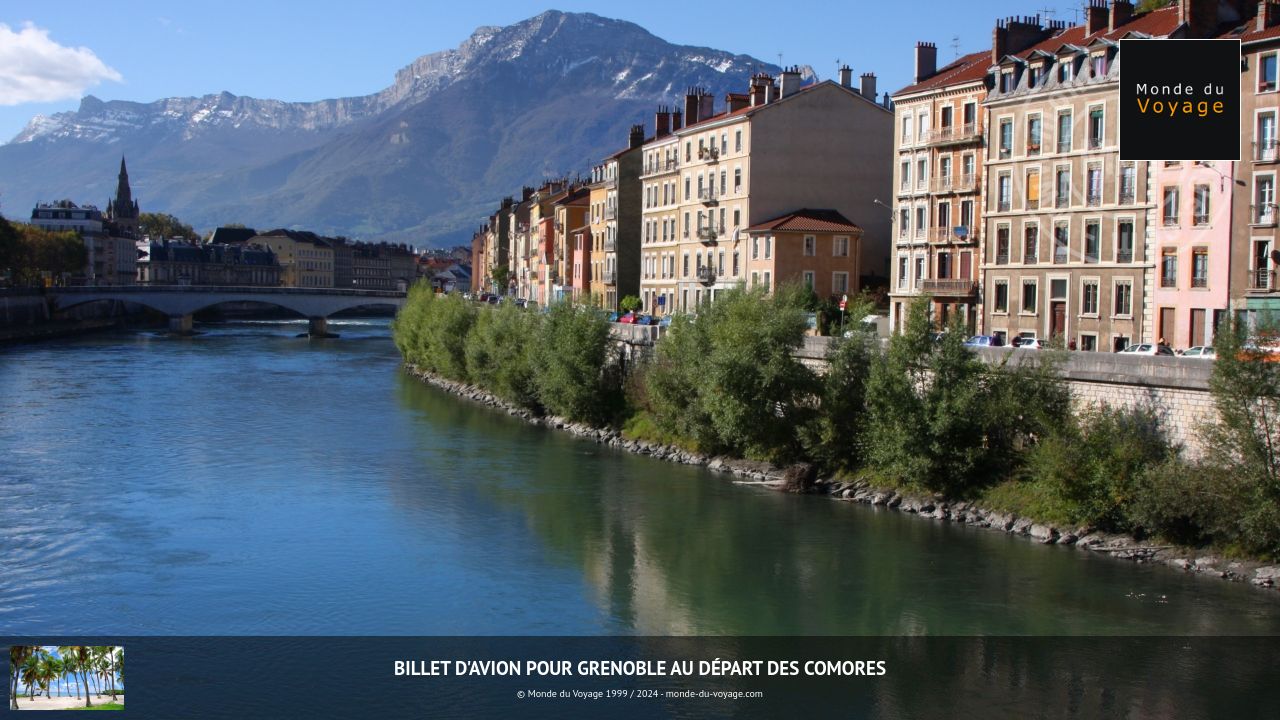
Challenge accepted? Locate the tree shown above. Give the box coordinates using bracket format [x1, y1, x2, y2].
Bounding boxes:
[1137, 0, 1175, 11]
[531, 300, 616, 424]
[803, 294, 876, 471]
[138, 212, 198, 241]
[10, 645, 37, 709]
[464, 301, 540, 408]
[619, 295, 642, 313]
[58, 646, 93, 708]
[491, 265, 511, 294]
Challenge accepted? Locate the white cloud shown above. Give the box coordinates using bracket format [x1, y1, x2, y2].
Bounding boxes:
[0, 22, 122, 106]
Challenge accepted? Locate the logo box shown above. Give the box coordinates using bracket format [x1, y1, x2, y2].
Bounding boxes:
[1119, 38, 1241, 161]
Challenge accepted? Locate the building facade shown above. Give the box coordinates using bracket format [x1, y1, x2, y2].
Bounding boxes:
[890, 50, 988, 333]
[251, 230, 334, 288]
[743, 209, 863, 300]
[138, 241, 280, 286]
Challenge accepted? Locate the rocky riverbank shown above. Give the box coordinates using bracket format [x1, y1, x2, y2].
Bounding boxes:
[405, 364, 1280, 594]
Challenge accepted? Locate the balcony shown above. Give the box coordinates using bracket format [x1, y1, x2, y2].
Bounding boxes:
[927, 227, 976, 244]
[1024, 247, 1039, 264]
[1119, 190, 1136, 205]
[997, 200, 1011, 212]
[603, 237, 616, 252]
[1088, 136, 1103, 150]
[1026, 197, 1039, 210]
[697, 225, 722, 243]
[998, 147, 1012, 160]
[697, 187, 719, 205]
[1251, 268, 1273, 292]
[1194, 213, 1210, 226]
[604, 206, 617, 220]
[1055, 195, 1070, 209]
[603, 270, 616, 286]
[1086, 193, 1102, 207]
[696, 265, 716, 284]
[1253, 204, 1278, 226]
[1057, 140, 1072, 153]
[924, 123, 981, 147]
[697, 146, 720, 163]
[921, 279, 977, 296]
[1191, 275, 1208, 289]
[1117, 248, 1134, 263]
[995, 252, 1010, 265]
[1255, 140, 1278, 163]
[1026, 142, 1042, 156]
[1053, 247, 1069, 264]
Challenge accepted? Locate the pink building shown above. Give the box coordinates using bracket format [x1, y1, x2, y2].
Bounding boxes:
[570, 224, 591, 301]
[1151, 161, 1234, 350]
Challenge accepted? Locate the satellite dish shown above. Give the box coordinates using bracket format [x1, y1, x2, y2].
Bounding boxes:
[954, 226, 968, 239]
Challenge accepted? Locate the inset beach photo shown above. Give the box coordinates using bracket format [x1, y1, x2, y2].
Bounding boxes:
[8, 646, 123, 711]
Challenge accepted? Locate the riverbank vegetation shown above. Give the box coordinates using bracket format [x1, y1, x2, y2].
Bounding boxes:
[393, 283, 1280, 560]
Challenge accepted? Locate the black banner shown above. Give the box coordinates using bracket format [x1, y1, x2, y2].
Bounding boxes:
[4, 637, 1279, 718]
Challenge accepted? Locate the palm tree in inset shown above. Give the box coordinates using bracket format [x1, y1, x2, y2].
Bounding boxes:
[39, 654, 61, 699]
[61, 651, 80, 700]
[58, 645, 93, 708]
[105, 647, 120, 702]
[10, 645, 42, 710]
[20, 653, 42, 701]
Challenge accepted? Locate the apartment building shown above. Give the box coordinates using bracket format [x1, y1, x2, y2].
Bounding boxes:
[890, 48, 988, 333]
[505, 189, 533, 297]
[252, 230, 335, 288]
[642, 68, 892, 314]
[551, 186, 590, 304]
[1151, 160, 1234, 348]
[639, 107, 683, 314]
[601, 128, 644, 311]
[1229, 2, 1280, 325]
[743, 209, 862, 300]
[587, 170, 610, 304]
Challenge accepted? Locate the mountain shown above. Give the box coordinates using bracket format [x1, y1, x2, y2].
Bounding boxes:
[0, 11, 809, 246]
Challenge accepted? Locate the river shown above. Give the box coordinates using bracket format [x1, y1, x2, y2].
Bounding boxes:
[2, 317, 1279, 638]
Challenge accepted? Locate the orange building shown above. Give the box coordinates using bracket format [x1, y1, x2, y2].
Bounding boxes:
[743, 209, 863, 300]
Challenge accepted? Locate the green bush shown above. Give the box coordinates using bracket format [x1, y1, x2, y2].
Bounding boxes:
[640, 284, 816, 461]
[419, 292, 477, 380]
[391, 282, 434, 367]
[1028, 404, 1176, 533]
[531, 300, 616, 424]
[802, 295, 875, 471]
[464, 301, 540, 408]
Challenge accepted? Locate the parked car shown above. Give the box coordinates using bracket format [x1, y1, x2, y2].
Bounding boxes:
[618, 312, 636, 324]
[635, 314, 655, 326]
[1012, 336, 1045, 349]
[487, 295, 500, 304]
[607, 312, 620, 323]
[1180, 346, 1216, 359]
[1119, 343, 1175, 356]
[658, 315, 672, 328]
[963, 335, 1004, 347]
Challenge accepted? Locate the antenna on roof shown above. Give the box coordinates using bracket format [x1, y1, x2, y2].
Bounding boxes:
[777, 52, 783, 68]
[950, 36, 961, 58]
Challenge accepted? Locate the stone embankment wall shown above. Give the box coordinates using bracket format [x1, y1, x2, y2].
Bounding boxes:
[610, 328, 1217, 454]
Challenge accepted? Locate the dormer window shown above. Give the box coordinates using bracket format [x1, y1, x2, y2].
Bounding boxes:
[1091, 53, 1108, 78]
[1028, 64, 1042, 87]
[1000, 70, 1015, 93]
[1058, 61, 1071, 83]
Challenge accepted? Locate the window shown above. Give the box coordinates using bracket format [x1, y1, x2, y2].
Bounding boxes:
[732, 251, 740, 276]
[684, 177, 691, 201]
[1261, 52, 1277, 93]
[1161, 248, 1178, 287]
[1088, 107, 1104, 149]
[898, 208, 909, 237]
[1084, 221, 1100, 263]
[996, 225, 1010, 264]
[763, 271, 771, 291]
[733, 209, 740, 227]
[833, 272, 849, 294]
[1192, 248, 1209, 288]
[764, 237, 772, 259]
[998, 119, 1013, 158]
[1194, 184, 1211, 225]
[916, 207, 927, 237]
[1027, 115, 1042, 154]
[1119, 163, 1137, 204]
[998, 173, 1012, 211]
[917, 158, 927, 189]
[1059, 60, 1071, 84]
[1256, 176, 1276, 223]
[937, 201, 951, 231]
[1055, 167, 1071, 208]
[1021, 280, 1038, 315]
[735, 130, 742, 153]
[1091, 53, 1108, 78]
[1054, 223, 1069, 264]
[734, 168, 742, 192]
[900, 161, 910, 190]
[1117, 220, 1135, 262]
[915, 257, 925, 281]
[939, 156, 952, 184]
[1114, 281, 1133, 317]
[1163, 186, 1180, 226]
[1026, 168, 1040, 209]
[960, 200, 974, 229]
[994, 280, 1009, 313]
[1000, 70, 1015, 93]
[1057, 111, 1072, 153]
[803, 271, 815, 288]
[1086, 164, 1103, 206]
[1080, 334, 1097, 352]
[834, 236, 850, 257]
[683, 253, 689, 277]
[803, 235, 816, 256]
[963, 102, 976, 128]
[1082, 280, 1099, 315]
[898, 257, 907, 288]
[1029, 64, 1042, 87]
[937, 252, 951, 279]
[1024, 224, 1039, 264]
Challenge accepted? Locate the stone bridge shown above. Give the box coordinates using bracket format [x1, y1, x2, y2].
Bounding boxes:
[49, 285, 407, 335]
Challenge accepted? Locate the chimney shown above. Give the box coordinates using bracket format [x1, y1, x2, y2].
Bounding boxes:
[671, 110, 683, 130]
[654, 106, 671, 138]
[778, 66, 801, 98]
[1259, 0, 1280, 30]
[992, 16, 1052, 66]
[698, 89, 714, 120]
[522, 186, 534, 202]
[1178, 0, 1217, 38]
[683, 87, 702, 125]
[749, 74, 770, 106]
[860, 72, 877, 100]
[629, 124, 645, 149]
[1086, 0, 1108, 35]
[838, 65, 853, 88]
[764, 78, 779, 103]
[726, 92, 749, 112]
[1109, 0, 1134, 31]
[915, 42, 938, 83]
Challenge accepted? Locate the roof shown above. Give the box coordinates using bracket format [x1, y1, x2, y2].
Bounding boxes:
[1222, 14, 1280, 45]
[745, 209, 862, 234]
[893, 50, 990, 97]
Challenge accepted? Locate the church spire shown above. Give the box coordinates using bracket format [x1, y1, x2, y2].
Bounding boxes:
[107, 155, 140, 237]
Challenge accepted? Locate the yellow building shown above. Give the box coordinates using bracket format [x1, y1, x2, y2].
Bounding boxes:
[251, 230, 334, 288]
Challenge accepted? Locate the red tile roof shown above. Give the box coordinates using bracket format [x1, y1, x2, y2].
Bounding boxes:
[745, 209, 862, 234]
[893, 50, 990, 97]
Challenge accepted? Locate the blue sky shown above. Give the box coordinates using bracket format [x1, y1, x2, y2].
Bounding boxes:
[0, 0, 1091, 143]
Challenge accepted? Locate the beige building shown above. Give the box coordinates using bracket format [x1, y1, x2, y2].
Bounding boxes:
[252, 230, 334, 288]
[587, 169, 610, 304]
[642, 68, 893, 314]
[890, 47, 988, 333]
